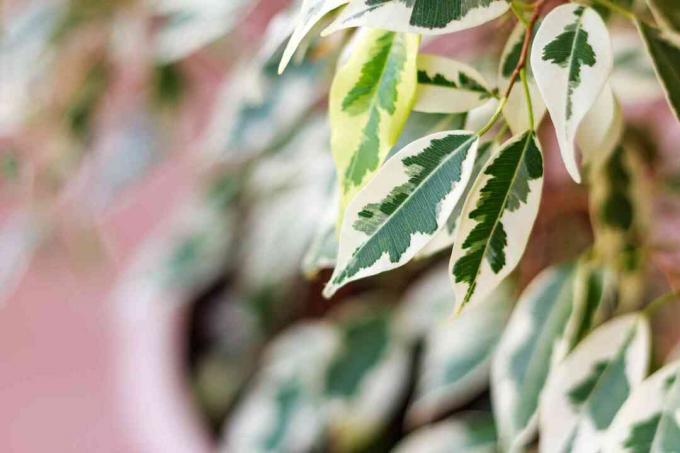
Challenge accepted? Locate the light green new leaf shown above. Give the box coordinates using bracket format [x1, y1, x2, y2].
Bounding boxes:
[324, 131, 479, 298]
[417, 141, 493, 258]
[407, 283, 512, 425]
[539, 314, 650, 453]
[637, 21, 680, 122]
[414, 55, 493, 114]
[279, 0, 349, 73]
[531, 4, 613, 183]
[450, 131, 544, 312]
[492, 263, 576, 451]
[648, 0, 680, 33]
[499, 22, 547, 134]
[394, 412, 497, 453]
[604, 361, 680, 453]
[322, 0, 510, 36]
[329, 29, 419, 212]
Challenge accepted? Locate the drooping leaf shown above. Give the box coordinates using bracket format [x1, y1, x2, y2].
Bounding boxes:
[499, 21, 547, 134]
[604, 361, 680, 453]
[637, 20, 680, 122]
[417, 141, 493, 258]
[324, 131, 479, 298]
[450, 131, 544, 312]
[329, 29, 419, 213]
[394, 412, 497, 453]
[577, 84, 623, 165]
[414, 55, 493, 114]
[539, 314, 650, 453]
[492, 263, 576, 451]
[531, 4, 613, 183]
[647, 0, 680, 33]
[322, 0, 510, 36]
[279, 0, 349, 73]
[407, 282, 512, 425]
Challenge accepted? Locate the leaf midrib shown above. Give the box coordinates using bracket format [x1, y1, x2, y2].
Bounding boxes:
[564, 13, 586, 119]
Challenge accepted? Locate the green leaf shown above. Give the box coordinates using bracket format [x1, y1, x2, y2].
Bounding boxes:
[492, 263, 576, 451]
[531, 4, 613, 183]
[637, 20, 680, 122]
[605, 361, 680, 452]
[322, 0, 510, 36]
[330, 29, 419, 213]
[450, 131, 544, 312]
[324, 131, 479, 298]
[414, 55, 492, 114]
[539, 314, 650, 453]
[394, 412, 497, 453]
[407, 283, 512, 425]
[279, 0, 349, 73]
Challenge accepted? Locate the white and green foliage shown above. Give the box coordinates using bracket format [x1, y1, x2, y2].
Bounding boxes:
[611, 31, 662, 104]
[322, 0, 510, 36]
[450, 131, 544, 312]
[531, 4, 613, 183]
[539, 314, 651, 453]
[576, 84, 623, 163]
[223, 323, 339, 452]
[417, 141, 494, 258]
[492, 264, 576, 451]
[407, 283, 512, 425]
[279, 0, 349, 73]
[499, 21, 547, 134]
[329, 29, 419, 211]
[394, 412, 498, 453]
[323, 306, 410, 449]
[637, 20, 680, 121]
[414, 55, 493, 114]
[153, 0, 255, 62]
[324, 131, 480, 298]
[604, 361, 680, 453]
[302, 188, 340, 277]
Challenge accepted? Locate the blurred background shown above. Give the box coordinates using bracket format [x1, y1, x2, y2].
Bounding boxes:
[1, 0, 680, 452]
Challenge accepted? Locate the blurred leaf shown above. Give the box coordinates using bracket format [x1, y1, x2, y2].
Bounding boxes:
[539, 314, 650, 453]
[407, 282, 512, 426]
[394, 412, 497, 453]
[604, 360, 680, 453]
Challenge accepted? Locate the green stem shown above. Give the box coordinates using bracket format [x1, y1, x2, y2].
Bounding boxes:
[476, 97, 508, 137]
[520, 68, 535, 130]
[644, 291, 680, 318]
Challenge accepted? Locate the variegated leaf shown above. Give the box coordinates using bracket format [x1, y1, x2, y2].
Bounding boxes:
[329, 29, 419, 212]
[499, 21, 547, 134]
[577, 84, 623, 165]
[324, 131, 479, 298]
[539, 314, 651, 453]
[322, 0, 510, 36]
[407, 282, 512, 425]
[394, 412, 497, 453]
[223, 323, 339, 452]
[414, 55, 493, 114]
[604, 360, 680, 453]
[324, 306, 409, 450]
[648, 0, 680, 33]
[450, 131, 544, 312]
[637, 21, 680, 122]
[417, 141, 494, 258]
[278, 0, 349, 73]
[492, 263, 576, 451]
[531, 4, 613, 183]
